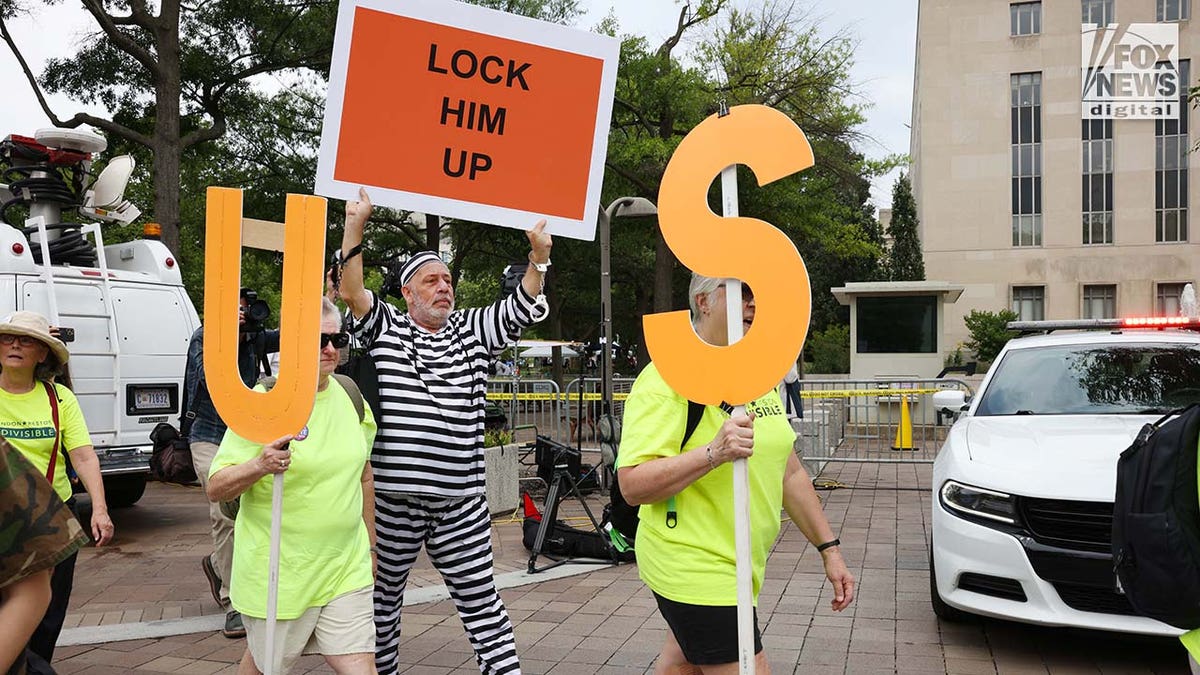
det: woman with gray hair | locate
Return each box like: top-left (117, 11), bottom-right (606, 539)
top-left (617, 274), bottom-right (855, 673)
top-left (208, 297), bottom-right (378, 675)
top-left (0, 310), bottom-right (112, 673)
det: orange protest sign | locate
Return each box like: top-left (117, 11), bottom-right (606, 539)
top-left (316, 0), bottom-right (619, 241)
top-left (645, 105), bottom-right (814, 406)
top-left (203, 188), bottom-right (328, 444)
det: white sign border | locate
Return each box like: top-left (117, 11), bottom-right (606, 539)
top-left (315, 0), bottom-right (620, 241)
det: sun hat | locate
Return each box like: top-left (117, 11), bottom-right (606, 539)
top-left (0, 311), bottom-right (70, 364)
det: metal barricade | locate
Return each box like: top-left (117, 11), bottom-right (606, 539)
top-left (795, 377), bottom-right (974, 469)
top-left (561, 376), bottom-right (636, 446)
top-left (486, 378), bottom-right (562, 442)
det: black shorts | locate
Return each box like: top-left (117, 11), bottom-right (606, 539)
top-left (652, 592), bottom-right (763, 665)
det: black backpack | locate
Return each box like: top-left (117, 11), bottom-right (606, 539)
top-left (607, 400), bottom-right (706, 542)
top-left (1112, 404), bottom-right (1200, 629)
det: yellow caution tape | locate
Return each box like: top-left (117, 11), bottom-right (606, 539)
top-left (486, 387), bottom-right (955, 402)
top-left (486, 392), bottom-right (631, 401)
top-left (798, 387), bottom-right (946, 399)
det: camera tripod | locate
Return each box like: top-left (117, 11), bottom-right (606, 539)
top-left (527, 435), bottom-right (618, 573)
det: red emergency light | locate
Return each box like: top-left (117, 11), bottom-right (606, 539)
top-left (1122, 316), bottom-right (1200, 328)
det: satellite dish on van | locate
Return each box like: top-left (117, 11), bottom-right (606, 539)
top-left (90, 155), bottom-right (135, 208)
top-left (81, 155), bottom-right (141, 224)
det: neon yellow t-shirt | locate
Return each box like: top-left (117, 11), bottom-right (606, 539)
top-left (616, 363), bottom-right (795, 606)
top-left (0, 382), bottom-right (92, 501)
top-left (211, 379), bottom-right (377, 620)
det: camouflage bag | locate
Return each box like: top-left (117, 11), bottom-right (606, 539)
top-left (0, 435), bottom-right (89, 589)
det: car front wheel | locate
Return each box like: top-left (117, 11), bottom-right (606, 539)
top-left (929, 539), bottom-right (973, 622)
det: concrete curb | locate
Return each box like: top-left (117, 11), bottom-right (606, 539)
top-left (59, 560), bottom-right (614, 647)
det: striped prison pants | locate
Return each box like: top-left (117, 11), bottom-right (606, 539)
top-left (374, 493), bottom-right (520, 674)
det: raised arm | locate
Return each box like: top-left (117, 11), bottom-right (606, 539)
top-left (339, 188), bottom-right (373, 319)
top-left (521, 220), bottom-right (553, 299)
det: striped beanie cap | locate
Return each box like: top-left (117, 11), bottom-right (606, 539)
top-left (398, 251), bottom-right (444, 287)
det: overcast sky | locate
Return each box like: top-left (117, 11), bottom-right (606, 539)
top-left (0, 0), bottom-right (916, 210)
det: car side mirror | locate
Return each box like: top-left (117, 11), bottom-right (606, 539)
top-left (933, 390), bottom-right (967, 416)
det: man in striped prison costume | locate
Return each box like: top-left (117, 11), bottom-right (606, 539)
top-left (337, 189), bottom-right (552, 675)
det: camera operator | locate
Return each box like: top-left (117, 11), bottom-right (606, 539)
top-left (182, 288), bottom-right (280, 639)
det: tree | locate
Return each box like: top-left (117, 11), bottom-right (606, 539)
top-left (963, 309), bottom-right (1019, 364)
top-left (808, 323), bottom-right (850, 374)
top-left (590, 1), bottom-right (892, 365)
top-left (0, 0), bottom-right (581, 258)
top-left (0, 0), bottom-right (338, 255)
top-left (887, 172), bottom-right (925, 281)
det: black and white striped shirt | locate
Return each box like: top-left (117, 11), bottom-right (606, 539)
top-left (354, 285), bottom-right (543, 497)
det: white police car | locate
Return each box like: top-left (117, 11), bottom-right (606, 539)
top-left (930, 317), bottom-right (1200, 635)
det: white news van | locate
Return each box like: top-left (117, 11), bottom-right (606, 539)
top-left (0, 128), bottom-right (200, 506)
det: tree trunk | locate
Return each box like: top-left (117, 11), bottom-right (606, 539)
top-left (634, 286), bottom-right (652, 373)
top-left (653, 227), bottom-right (674, 313)
top-left (641, 228), bottom-right (677, 371)
top-left (425, 214), bottom-right (441, 252)
top-left (153, 7), bottom-right (183, 257)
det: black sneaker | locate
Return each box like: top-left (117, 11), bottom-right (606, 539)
top-left (223, 610), bottom-right (246, 639)
top-left (201, 555), bottom-right (222, 607)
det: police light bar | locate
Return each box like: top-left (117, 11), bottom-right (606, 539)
top-left (1008, 317), bottom-right (1200, 332)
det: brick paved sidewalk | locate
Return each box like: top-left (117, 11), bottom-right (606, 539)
top-left (51, 463), bottom-right (1191, 674)
top-left (63, 481), bottom-right (538, 631)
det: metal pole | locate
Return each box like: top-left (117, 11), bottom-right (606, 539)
top-left (599, 204), bottom-right (615, 414)
top-left (721, 164), bottom-right (755, 675)
top-left (264, 473), bottom-right (284, 675)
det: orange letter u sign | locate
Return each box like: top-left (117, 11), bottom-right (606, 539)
top-left (202, 188), bottom-right (328, 444)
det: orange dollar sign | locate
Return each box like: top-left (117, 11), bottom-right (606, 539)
top-left (203, 188), bottom-right (328, 444)
top-left (645, 105), bottom-right (813, 406)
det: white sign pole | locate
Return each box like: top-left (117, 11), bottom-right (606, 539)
top-left (263, 474), bottom-right (284, 675)
top-left (720, 164), bottom-right (755, 675)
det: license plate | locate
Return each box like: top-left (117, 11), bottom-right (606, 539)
top-left (134, 388), bottom-right (171, 410)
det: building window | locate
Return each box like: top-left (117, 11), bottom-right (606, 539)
top-left (1011, 2), bottom-right (1042, 35)
top-left (1082, 118), bottom-right (1113, 244)
top-left (1011, 73), bottom-right (1043, 247)
top-left (1012, 286), bottom-right (1045, 321)
top-left (1083, 284), bottom-right (1116, 318)
top-left (855, 296), bottom-right (938, 354)
top-left (1158, 283), bottom-right (1188, 316)
top-left (1082, 0), bottom-right (1114, 24)
top-left (1156, 60), bottom-right (1189, 243)
top-left (1158, 0), bottom-right (1190, 21)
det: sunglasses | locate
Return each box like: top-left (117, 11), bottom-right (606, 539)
top-left (320, 332), bottom-right (350, 349)
top-left (0, 334), bottom-right (39, 347)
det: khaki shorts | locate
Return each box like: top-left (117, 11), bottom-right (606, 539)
top-left (244, 586), bottom-right (374, 673)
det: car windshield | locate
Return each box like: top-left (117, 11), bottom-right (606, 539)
top-left (975, 342), bottom-right (1200, 416)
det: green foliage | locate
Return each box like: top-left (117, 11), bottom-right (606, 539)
top-left (886, 173), bottom-right (925, 281)
top-left (470, 0), bottom-right (581, 23)
top-left (483, 427), bottom-right (513, 448)
top-left (945, 342), bottom-right (964, 367)
top-left (963, 309), bottom-right (1019, 364)
top-left (808, 323), bottom-right (850, 374)
top-left (3, 0), bottom-right (890, 363)
top-left (455, 272), bottom-right (501, 310)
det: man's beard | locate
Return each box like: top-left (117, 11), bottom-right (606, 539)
top-left (410, 292), bottom-right (454, 327)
